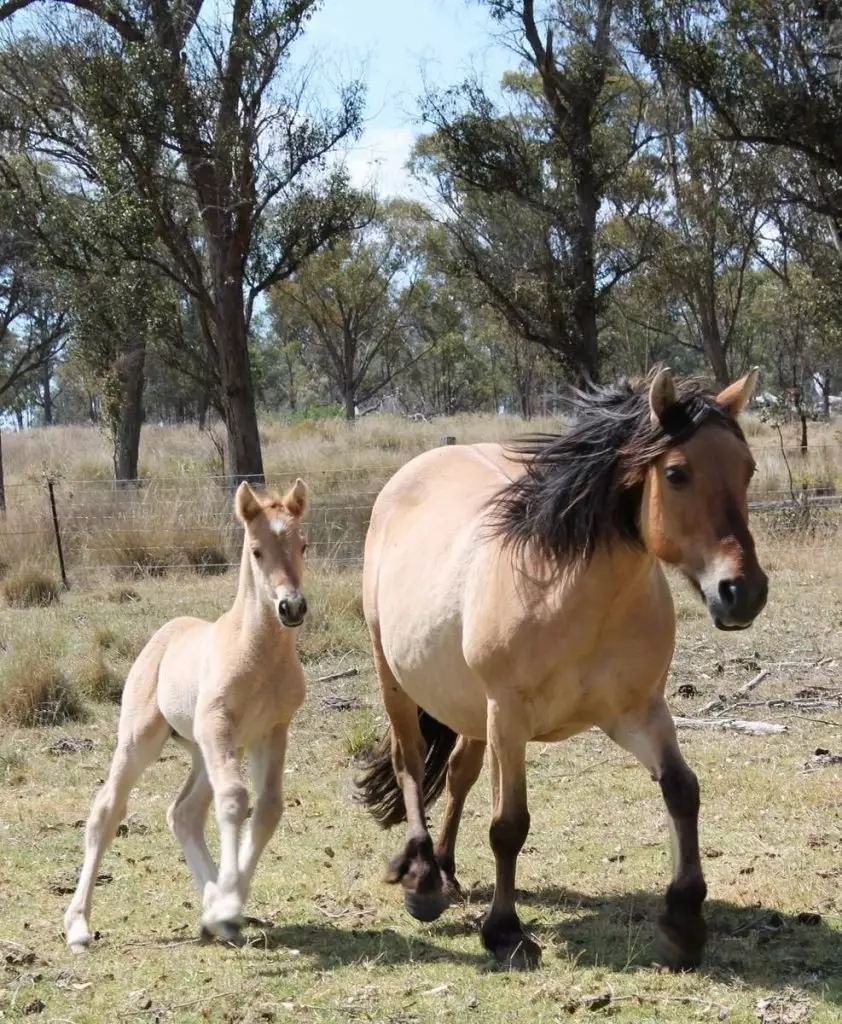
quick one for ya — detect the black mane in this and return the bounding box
[487,371,746,564]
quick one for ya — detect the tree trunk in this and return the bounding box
[344,384,356,422]
[113,341,147,485]
[198,388,209,430]
[570,126,601,384]
[41,358,53,426]
[217,293,264,482]
[0,428,5,515]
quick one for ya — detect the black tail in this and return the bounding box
[355,710,458,828]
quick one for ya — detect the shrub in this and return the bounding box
[0,743,28,785]
[3,567,60,608]
[185,542,230,576]
[76,652,124,704]
[0,652,87,727]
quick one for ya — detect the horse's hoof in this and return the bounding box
[487,933,542,970]
[68,941,90,955]
[404,888,450,923]
[198,919,245,945]
[656,912,706,971]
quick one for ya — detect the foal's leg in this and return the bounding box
[373,639,448,922]
[434,736,485,899]
[195,712,249,940]
[166,743,216,894]
[64,712,170,952]
[237,722,289,906]
[606,696,707,969]
[482,700,541,969]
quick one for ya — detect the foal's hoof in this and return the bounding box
[404,888,451,923]
[656,911,707,971]
[198,919,245,946]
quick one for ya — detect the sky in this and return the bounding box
[300,0,514,197]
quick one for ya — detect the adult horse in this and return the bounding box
[65,480,309,951]
[357,369,768,969]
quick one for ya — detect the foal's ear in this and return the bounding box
[716,367,759,416]
[235,481,262,524]
[649,367,677,427]
[283,478,308,518]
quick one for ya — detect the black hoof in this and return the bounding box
[404,888,451,923]
[482,918,542,970]
[657,911,706,971]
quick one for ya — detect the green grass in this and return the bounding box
[0,534,841,1022]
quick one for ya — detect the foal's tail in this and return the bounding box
[356,710,458,828]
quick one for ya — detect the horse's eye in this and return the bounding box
[252,549,262,560]
[665,465,690,487]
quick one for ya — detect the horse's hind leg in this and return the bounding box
[64,711,170,952]
[435,736,485,899]
[605,696,707,970]
[167,743,215,895]
[373,644,449,923]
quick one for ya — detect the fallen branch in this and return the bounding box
[674,717,788,735]
[733,668,770,699]
[315,667,359,684]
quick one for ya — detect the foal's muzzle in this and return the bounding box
[277,592,307,628]
[705,572,768,631]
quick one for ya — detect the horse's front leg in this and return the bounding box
[606,695,707,969]
[482,699,541,969]
[195,710,249,942]
[237,723,289,906]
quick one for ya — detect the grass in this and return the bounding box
[0,528,840,1022]
[0,648,87,727]
[3,566,60,607]
[1,412,842,1021]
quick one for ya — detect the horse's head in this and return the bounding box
[235,479,309,628]
[642,369,768,631]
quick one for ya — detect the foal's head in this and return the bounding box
[235,479,309,627]
[641,369,767,630]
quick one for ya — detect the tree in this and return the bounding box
[0,0,366,480]
[413,0,661,383]
[269,203,426,420]
[0,223,67,510]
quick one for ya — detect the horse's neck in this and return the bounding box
[229,543,293,656]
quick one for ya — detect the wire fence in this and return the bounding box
[2,436,842,587]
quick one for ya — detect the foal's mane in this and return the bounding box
[487,370,746,564]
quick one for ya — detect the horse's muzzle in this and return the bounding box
[278,592,307,628]
[707,572,768,631]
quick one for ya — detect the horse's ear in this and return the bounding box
[716,367,759,416]
[235,482,262,524]
[283,478,308,518]
[649,367,677,427]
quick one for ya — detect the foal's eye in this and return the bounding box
[665,465,691,487]
[252,549,262,560]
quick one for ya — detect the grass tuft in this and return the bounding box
[0,742,28,785]
[106,586,141,604]
[344,713,380,763]
[0,649,87,727]
[3,566,60,608]
[76,652,124,704]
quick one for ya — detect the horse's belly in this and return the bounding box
[384,628,488,740]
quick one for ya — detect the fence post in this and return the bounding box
[46,477,69,589]
[440,435,456,446]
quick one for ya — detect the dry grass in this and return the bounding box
[1,416,842,1021]
[75,651,125,704]
[0,648,86,727]
[0,528,840,1022]
[3,565,60,607]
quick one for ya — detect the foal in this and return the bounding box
[65,480,309,951]
[358,369,768,969]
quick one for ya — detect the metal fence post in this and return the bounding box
[46,477,69,589]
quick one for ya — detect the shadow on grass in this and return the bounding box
[243,921,488,972]
[421,883,842,997]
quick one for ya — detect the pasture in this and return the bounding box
[1,414,842,1022]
